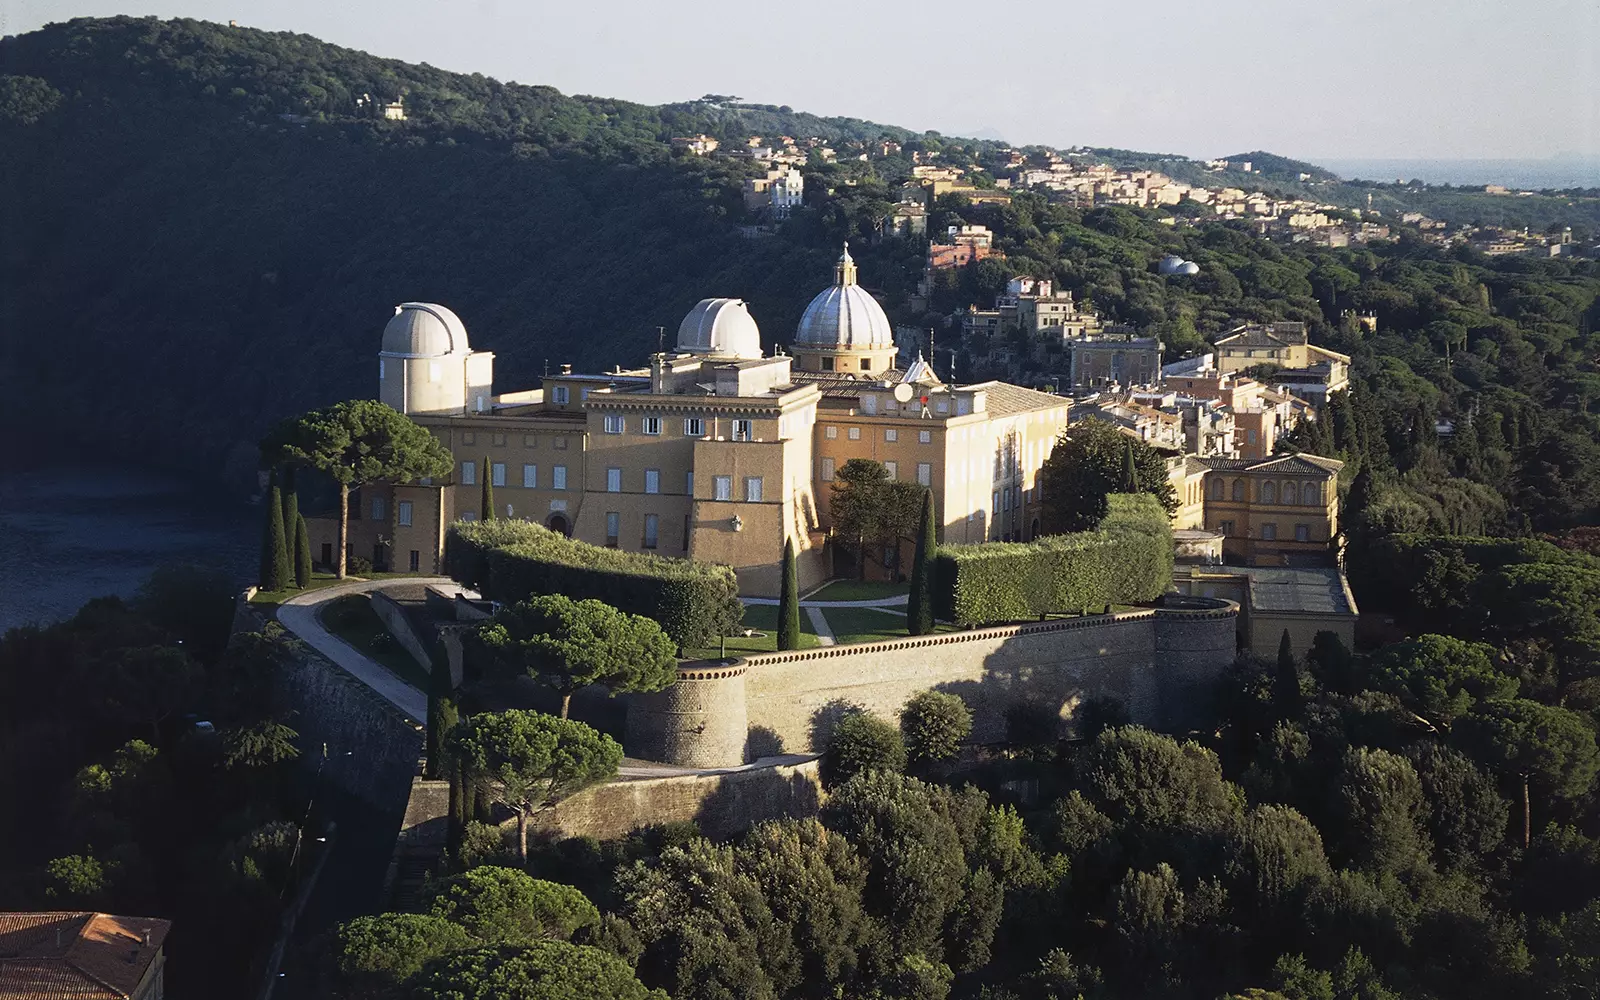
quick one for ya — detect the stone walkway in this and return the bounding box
[276,577,457,723]
[275,578,750,778]
[804,607,837,646]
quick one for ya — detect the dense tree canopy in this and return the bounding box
[444,710,622,861]
[478,595,677,719]
[1038,420,1179,533]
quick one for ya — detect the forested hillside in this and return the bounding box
[0,17,852,483]
[2,16,1595,495]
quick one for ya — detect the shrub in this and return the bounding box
[822,712,907,787]
[933,494,1173,625]
[347,554,374,575]
[900,690,972,768]
[444,520,742,650]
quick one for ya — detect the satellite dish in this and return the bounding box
[893,383,914,403]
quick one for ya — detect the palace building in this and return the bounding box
[317,247,1072,595]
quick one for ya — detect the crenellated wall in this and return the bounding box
[626,599,1239,768]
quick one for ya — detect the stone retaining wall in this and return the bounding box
[392,756,823,852]
[234,598,424,808]
[370,591,435,674]
[626,601,1239,768]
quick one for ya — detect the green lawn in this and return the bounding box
[683,603,821,660]
[316,594,432,690]
[807,579,910,602]
[818,606,963,646]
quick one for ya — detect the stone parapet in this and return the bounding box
[627,604,1239,768]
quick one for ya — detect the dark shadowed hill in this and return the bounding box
[0,16,909,485]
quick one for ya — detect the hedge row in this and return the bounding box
[932,494,1174,626]
[443,520,743,651]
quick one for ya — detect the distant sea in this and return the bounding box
[1317,157,1600,191]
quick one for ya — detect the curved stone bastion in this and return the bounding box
[627,597,1239,768]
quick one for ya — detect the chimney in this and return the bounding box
[560,363,573,376]
[143,929,151,948]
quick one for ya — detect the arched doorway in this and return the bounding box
[546,512,571,537]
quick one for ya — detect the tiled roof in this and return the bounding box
[970,381,1069,417]
[0,912,170,1000]
[792,369,908,398]
[1199,453,1343,475]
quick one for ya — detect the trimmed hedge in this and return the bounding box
[932,493,1174,626]
[443,520,743,651]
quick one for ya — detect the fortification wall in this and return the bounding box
[743,613,1160,756]
[234,599,424,808]
[625,665,749,768]
[1153,603,1242,730]
[626,602,1238,768]
[530,755,821,841]
[392,756,822,853]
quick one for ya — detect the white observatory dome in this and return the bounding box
[381,302,470,358]
[794,244,894,350]
[676,298,764,359]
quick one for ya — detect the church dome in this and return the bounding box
[795,245,893,350]
[676,298,763,359]
[381,302,470,358]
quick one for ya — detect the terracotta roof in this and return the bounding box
[0,912,170,999]
[968,381,1069,417]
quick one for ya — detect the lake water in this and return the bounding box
[0,465,257,632]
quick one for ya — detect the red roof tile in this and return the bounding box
[0,912,170,999]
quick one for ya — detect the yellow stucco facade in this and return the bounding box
[312,253,1076,596]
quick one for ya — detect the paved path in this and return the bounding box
[274,578,771,779]
[805,607,837,646]
[276,577,457,724]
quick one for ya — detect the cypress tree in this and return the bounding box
[907,490,937,636]
[777,538,801,651]
[258,468,278,590]
[259,471,290,592]
[480,454,494,520]
[1119,440,1139,492]
[447,763,467,860]
[1344,467,1377,530]
[280,464,298,537]
[293,513,313,588]
[1275,629,1302,717]
[425,648,458,779]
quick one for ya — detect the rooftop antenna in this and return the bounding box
[656,326,665,355]
[542,358,549,377]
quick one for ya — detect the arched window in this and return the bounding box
[1210,478,1225,501]
[1305,483,1323,506]
[1231,479,1245,501]
[1282,481,1297,505]
[1261,480,1276,504]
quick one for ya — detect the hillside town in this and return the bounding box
[676,129,1594,260]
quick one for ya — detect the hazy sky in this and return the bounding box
[7,0,1598,159]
